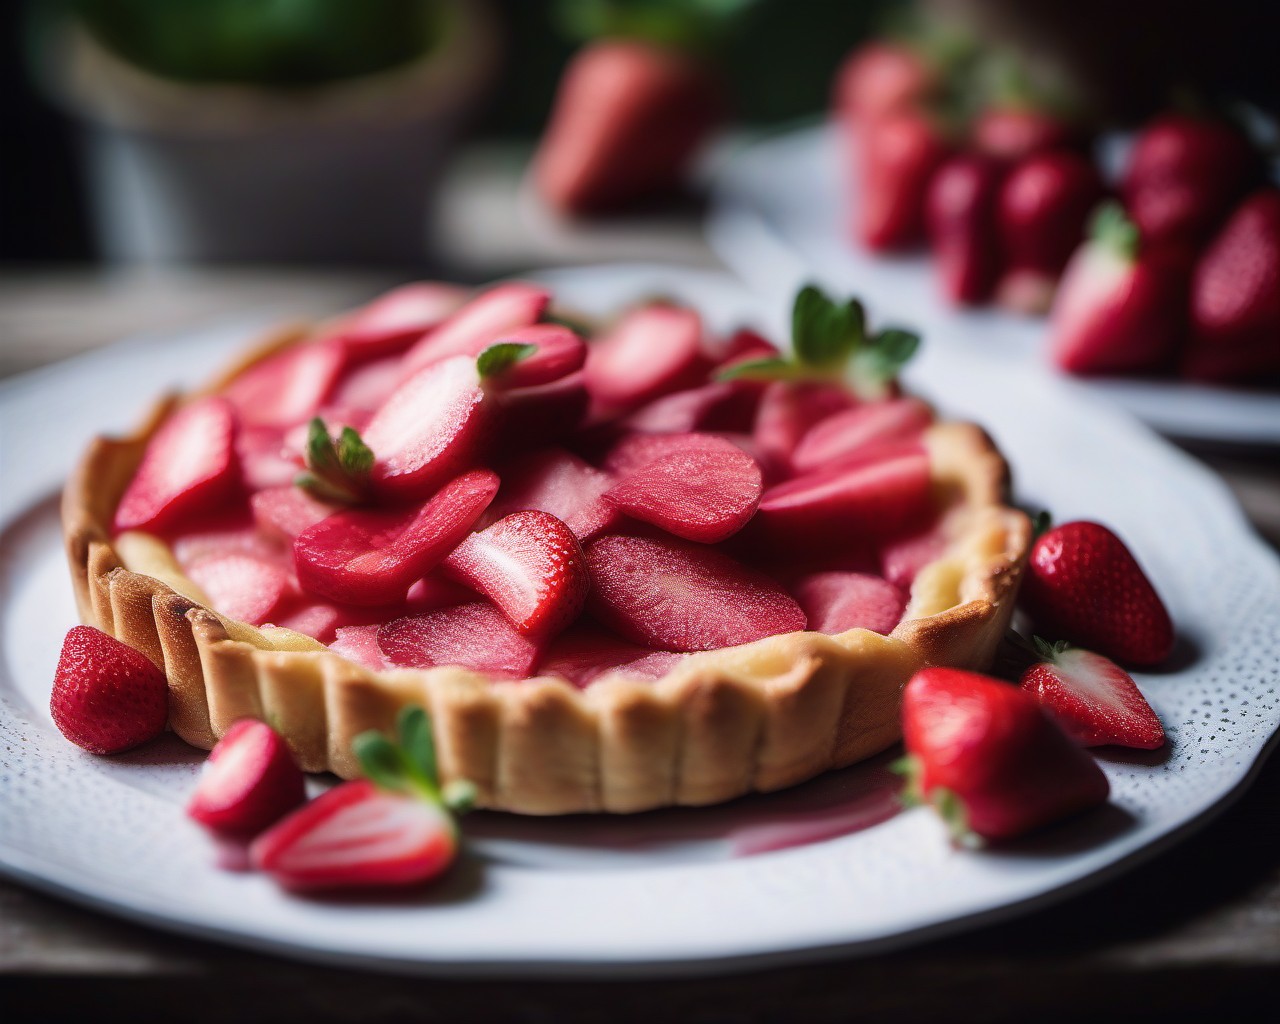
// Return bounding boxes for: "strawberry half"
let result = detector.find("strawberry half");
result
[791,397,932,473]
[1020,640,1166,749]
[442,510,590,640]
[222,341,345,429]
[337,282,469,359]
[186,719,306,837]
[114,396,241,535]
[379,602,544,677]
[792,571,906,635]
[294,469,498,606]
[488,447,620,542]
[1021,520,1174,667]
[476,324,587,390]
[50,626,168,755]
[363,356,492,501]
[604,433,762,543]
[251,707,471,892]
[899,667,1111,843]
[399,282,550,379]
[925,153,1005,305]
[586,534,806,652]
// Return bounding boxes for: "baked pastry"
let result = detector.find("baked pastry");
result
[63,281,1030,814]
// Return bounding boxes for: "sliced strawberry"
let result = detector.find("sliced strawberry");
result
[186,550,295,626]
[222,341,345,429]
[329,624,390,672]
[442,510,589,640]
[236,425,300,491]
[586,534,806,651]
[753,443,933,551]
[330,356,404,413]
[584,304,704,413]
[294,469,497,606]
[792,571,906,635]
[603,433,762,543]
[620,380,762,435]
[494,370,590,449]
[1020,642,1165,749]
[170,517,283,566]
[186,720,306,837]
[478,324,586,390]
[114,396,241,535]
[752,380,856,469]
[50,626,169,755]
[791,397,932,473]
[400,282,550,378]
[538,626,683,688]
[251,487,339,542]
[378,603,544,677]
[337,282,468,358]
[363,356,492,501]
[251,779,457,892]
[489,448,620,542]
[272,575,473,644]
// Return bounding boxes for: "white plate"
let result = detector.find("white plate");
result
[1,264,1278,978]
[706,123,1280,446]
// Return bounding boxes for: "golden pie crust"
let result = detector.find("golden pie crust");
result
[62,327,1031,814]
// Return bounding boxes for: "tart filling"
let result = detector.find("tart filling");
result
[63,281,1030,813]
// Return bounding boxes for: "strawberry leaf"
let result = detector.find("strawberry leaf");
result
[792,285,866,370]
[1090,202,1140,260]
[296,417,371,505]
[306,417,339,473]
[353,731,409,794]
[714,356,799,382]
[337,427,374,476]
[396,705,438,789]
[849,327,920,398]
[477,342,537,380]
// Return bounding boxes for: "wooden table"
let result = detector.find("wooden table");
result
[2,268,1278,1023]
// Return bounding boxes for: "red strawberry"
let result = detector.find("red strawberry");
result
[995,150,1106,314]
[752,380,856,469]
[250,486,338,542]
[925,153,1005,305]
[584,304,705,414]
[791,397,932,473]
[443,510,589,640]
[236,425,300,491]
[337,282,468,358]
[222,342,345,429]
[488,448,620,542]
[971,106,1081,162]
[379,602,544,677]
[621,380,762,435]
[854,111,951,251]
[50,626,168,755]
[899,667,1111,843]
[186,720,306,837]
[113,397,241,535]
[833,42,934,124]
[603,433,762,543]
[792,571,906,635]
[477,324,586,390]
[363,356,492,501]
[533,39,724,214]
[1049,203,1191,375]
[185,550,294,626]
[1021,521,1174,667]
[1020,641,1165,749]
[400,282,550,379]
[294,469,498,606]
[586,534,806,651]
[1121,114,1261,248]
[538,626,682,688]
[1184,189,1280,383]
[251,707,467,891]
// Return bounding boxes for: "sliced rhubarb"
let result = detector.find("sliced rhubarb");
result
[114,396,241,534]
[752,380,856,468]
[604,433,762,543]
[489,448,620,541]
[442,510,589,639]
[791,397,933,473]
[329,624,390,672]
[400,282,551,377]
[186,550,295,626]
[879,522,948,590]
[294,469,499,605]
[337,282,468,358]
[620,380,762,434]
[222,341,345,428]
[363,356,492,501]
[477,324,587,390]
[378,603,544,677]
[602,430,723,476]
[237,426,300,491]
[272,574,472,644]
[792,571,907,635]
[586,534,806,651]
[538,626,684,687]
[331,356,405,413]
[753,443,933,550]
[584,304,704,413]
[251,486,339,542]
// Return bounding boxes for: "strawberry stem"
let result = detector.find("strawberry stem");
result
[295,418,372,505]
[352,706,477,819]
[1090,202,1140,261]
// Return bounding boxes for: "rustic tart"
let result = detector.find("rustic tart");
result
[63,281,1030,814]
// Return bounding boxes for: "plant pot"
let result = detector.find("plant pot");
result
[41,2,497,265]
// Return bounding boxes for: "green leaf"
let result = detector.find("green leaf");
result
[293,471,355,506]
[296,419,371,505]
[714,356,799,382]
[849,327,921,398]
[336,427,374,475]
[353,731,408,794]
[1090,201,1140,260]
[306,417,338,472]
[477,342,537,380]
[791,285,867,369]
[396,706,438,788]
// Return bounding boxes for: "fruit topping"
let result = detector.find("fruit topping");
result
[791,397,932,473]
[294,469,499,606]
[488,448,620,542]
[586,534,806,651]
[185,550,294,626]
[476,324,587,390]
[400,282,550,378]
[222,341,345,428]
[114,396,241,535]
[251,486,339,542]
[186,720,306,837]
[584,304,704,413]
[537,627,683,687]
[379,603,543,677]
[51,626,169,755]
[336,282,468,358]
[442,510,590,639]
[792,571,906,635]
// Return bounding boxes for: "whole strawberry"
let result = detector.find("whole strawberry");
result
[51,626,168,754]
[899,667,1110,843]
[1020,639,1166,749]
[855,110,951,251]
[925,152,1004,304]
[1020,521,1174,667]
[833,41,935,124]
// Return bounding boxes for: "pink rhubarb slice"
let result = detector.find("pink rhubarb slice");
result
[378,603,544,678]
[791,397,932,473]
[222,341,345,428]
[489,447,620,541]
[584,304,704,413]
[791,571,907,635]
[400,282,550,377]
